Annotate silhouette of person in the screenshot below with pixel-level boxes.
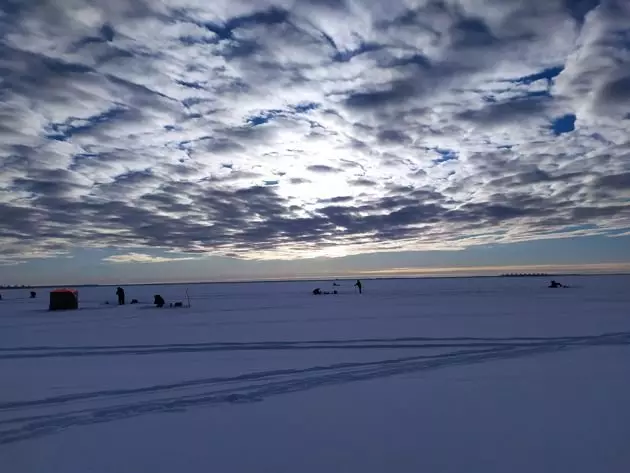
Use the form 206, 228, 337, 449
154, 294, 165, 308
354, 279, 362, 294
116, 287, 125, 305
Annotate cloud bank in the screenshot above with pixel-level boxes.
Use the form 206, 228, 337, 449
102, 252, 196, 264
1, 0, 629, 263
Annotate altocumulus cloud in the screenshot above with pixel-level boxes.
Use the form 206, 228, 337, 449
103, 253, 196, 264
0, 0, 629, 263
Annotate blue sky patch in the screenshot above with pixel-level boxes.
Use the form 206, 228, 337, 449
45, 108, 127, 141
510, 66, 564, 85
294, 102, 319, 113
333, 41, 381, 62
551, 114, 576, 135
433, 149, 459, 164
247, 109, 283, 126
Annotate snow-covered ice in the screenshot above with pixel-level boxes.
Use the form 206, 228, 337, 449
1, 275, 629, 473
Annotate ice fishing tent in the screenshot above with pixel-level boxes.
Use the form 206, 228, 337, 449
49, 288, 79, 311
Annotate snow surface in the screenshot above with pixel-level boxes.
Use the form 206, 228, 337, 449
1, 275, 629, 473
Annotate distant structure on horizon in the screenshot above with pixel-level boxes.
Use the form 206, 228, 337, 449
499, 273, 551, 278
0, 284, 32, 289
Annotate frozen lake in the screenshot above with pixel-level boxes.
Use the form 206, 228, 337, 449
1, 275, 630, 472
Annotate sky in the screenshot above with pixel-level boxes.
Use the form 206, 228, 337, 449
0, 0, 629, 285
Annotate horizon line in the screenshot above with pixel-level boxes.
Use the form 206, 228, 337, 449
6, 262, 630, 288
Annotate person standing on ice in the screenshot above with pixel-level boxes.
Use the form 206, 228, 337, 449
354, 279, 363, 294
116, 286, 125, 305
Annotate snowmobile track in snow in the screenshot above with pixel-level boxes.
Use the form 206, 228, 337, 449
1, 332, 629, 445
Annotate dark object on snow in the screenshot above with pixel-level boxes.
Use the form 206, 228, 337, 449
30, 291, 36, 298
548, 280, 566, 288
130, 299, 138, 304
354, 279, 362, 294
313, 288, 337, 295
333, 282, 340, 286
173, 302, 183, 308
154, 294, 165, 308
0, 294, 2, 300
49, 288, 79, 311
116, 287, 125, 305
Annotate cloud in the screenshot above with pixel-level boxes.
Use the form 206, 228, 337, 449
595, 172, 630, 190
306, 165, 339, 173
344, 80, 416, 109
456, 96, 552, 127
0, 0, 629, 263
348, 178, 378, 187
289, 177, 311, 184
103, 253, 196, 264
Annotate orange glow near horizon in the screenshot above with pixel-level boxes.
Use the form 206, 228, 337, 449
114, 262, 630, 285
349, 262, 630, 278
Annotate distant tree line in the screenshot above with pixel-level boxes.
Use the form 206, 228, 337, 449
499, 273, 551, 278
0, 285, 33, 289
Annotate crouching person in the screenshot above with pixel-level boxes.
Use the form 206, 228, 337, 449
154, 294, 165, 308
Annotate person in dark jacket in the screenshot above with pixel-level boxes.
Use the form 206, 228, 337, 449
116, 287, 125, 305
154, 294, 165, 308
354, 279, 363, 294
